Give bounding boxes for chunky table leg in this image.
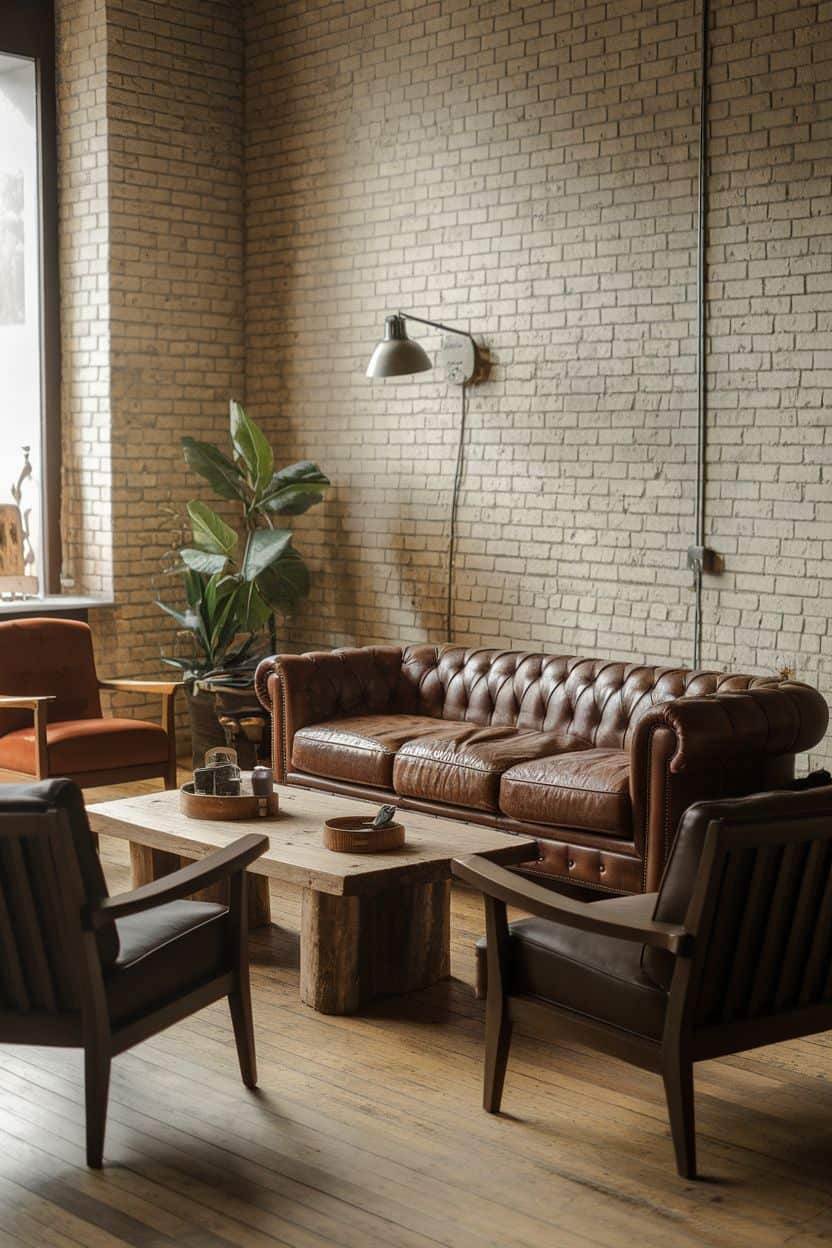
[300,879,451,1014]
[129,842,272,928]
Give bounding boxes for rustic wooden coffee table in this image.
[88,784,536,1015]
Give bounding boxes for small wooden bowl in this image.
[323,815,405,853]
[180,782,280,822]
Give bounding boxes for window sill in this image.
[0,595,115,619]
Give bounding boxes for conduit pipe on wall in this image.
[690,0,711,668]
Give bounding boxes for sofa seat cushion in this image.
[392,726,585,813]
[500,748,632,836]
[291,715,469,789]
[477,900,667,1040]
[106,900,228,1027]
[0,717,169,777]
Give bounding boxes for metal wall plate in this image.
[439,333,476,385]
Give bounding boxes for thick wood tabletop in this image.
[88,783,538,897]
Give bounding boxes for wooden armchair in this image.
[0,617,181,789]
[0,779,267,1166]
[455,784,832,1179]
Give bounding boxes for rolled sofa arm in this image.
[636,680,829,775]
[630,679,828,892]
[255,647,404,782]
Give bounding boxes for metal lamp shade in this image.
[366,314,432,378]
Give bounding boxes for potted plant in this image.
[157,399,329,766]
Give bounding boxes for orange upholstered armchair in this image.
[0,618,181,789]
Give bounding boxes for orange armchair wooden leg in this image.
[161,690,178,790]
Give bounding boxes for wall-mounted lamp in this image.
[366,311,484,385]
[365,310,488,641]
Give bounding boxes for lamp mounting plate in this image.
[439,334,476,385]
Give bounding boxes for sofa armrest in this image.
[629,681,828,891]
[255,647,404,782]
[639,681,828,775]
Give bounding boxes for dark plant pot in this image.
[185,679,271,772]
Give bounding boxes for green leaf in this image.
[183,569,205,610]
[180,547,228,576]
[260,461,330,515]
[187,501,238,558]
[236,581,272,633]
[181,437,247,502]
[256,548,311,611]
[241,528,293,582]
[210,583,241,654]
[230,400,273,494]
[156,600,196,631]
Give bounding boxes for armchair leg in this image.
[162,691,178,789]
[483,995,512,1114]
[229,976,257,1088]
[481,893,512,1114]
[228,870,257,1088]
[663,1052,696,1179]
[164,754,178,790]
[84,1044,111,1168]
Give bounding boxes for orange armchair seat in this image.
[0,618,181,789]
[0,717,169,775]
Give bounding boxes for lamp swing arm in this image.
[396,311,477,346]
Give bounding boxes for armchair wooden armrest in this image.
[98,678,183,695]
[0,694,55,780]
[452,855,692,955]
[98,678,183,788]
[85,833,268,929]
[0,695,56,708]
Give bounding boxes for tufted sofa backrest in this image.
[395,646,783,751]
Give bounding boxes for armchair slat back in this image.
[0,810,85,1017]
[679,807,832,1046]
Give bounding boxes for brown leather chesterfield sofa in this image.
[254,646,828,896]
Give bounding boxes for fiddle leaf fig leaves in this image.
[241,528,293,582]
[256,547,310,610]
[261,461,330,515]
[182,438,246,502]
[230,399,273,494]
[163,400,329,676]
[180,547,229,576]
[187,501,238,558]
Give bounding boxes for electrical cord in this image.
[446,383,468,641]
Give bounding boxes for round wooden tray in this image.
[323,815,405,853]
[180,782,280,822]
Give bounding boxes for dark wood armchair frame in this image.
[0,677,182,789]
[0,810,267,1167]
[455,808,832,1179]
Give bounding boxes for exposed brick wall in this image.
[705,0,832,742]
[56,0,832,772]
[244,0,832,771]
[57,0,245,725]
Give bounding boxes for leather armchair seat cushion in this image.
[291,715,470,788]
[0,718,169,776]
[500,748,632,835]
[393,726,587,813]
[106,900,228,1026]
[477,899,667,1040]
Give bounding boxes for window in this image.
[0,1,59,597]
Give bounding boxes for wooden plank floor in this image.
[2,772,832,1245]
